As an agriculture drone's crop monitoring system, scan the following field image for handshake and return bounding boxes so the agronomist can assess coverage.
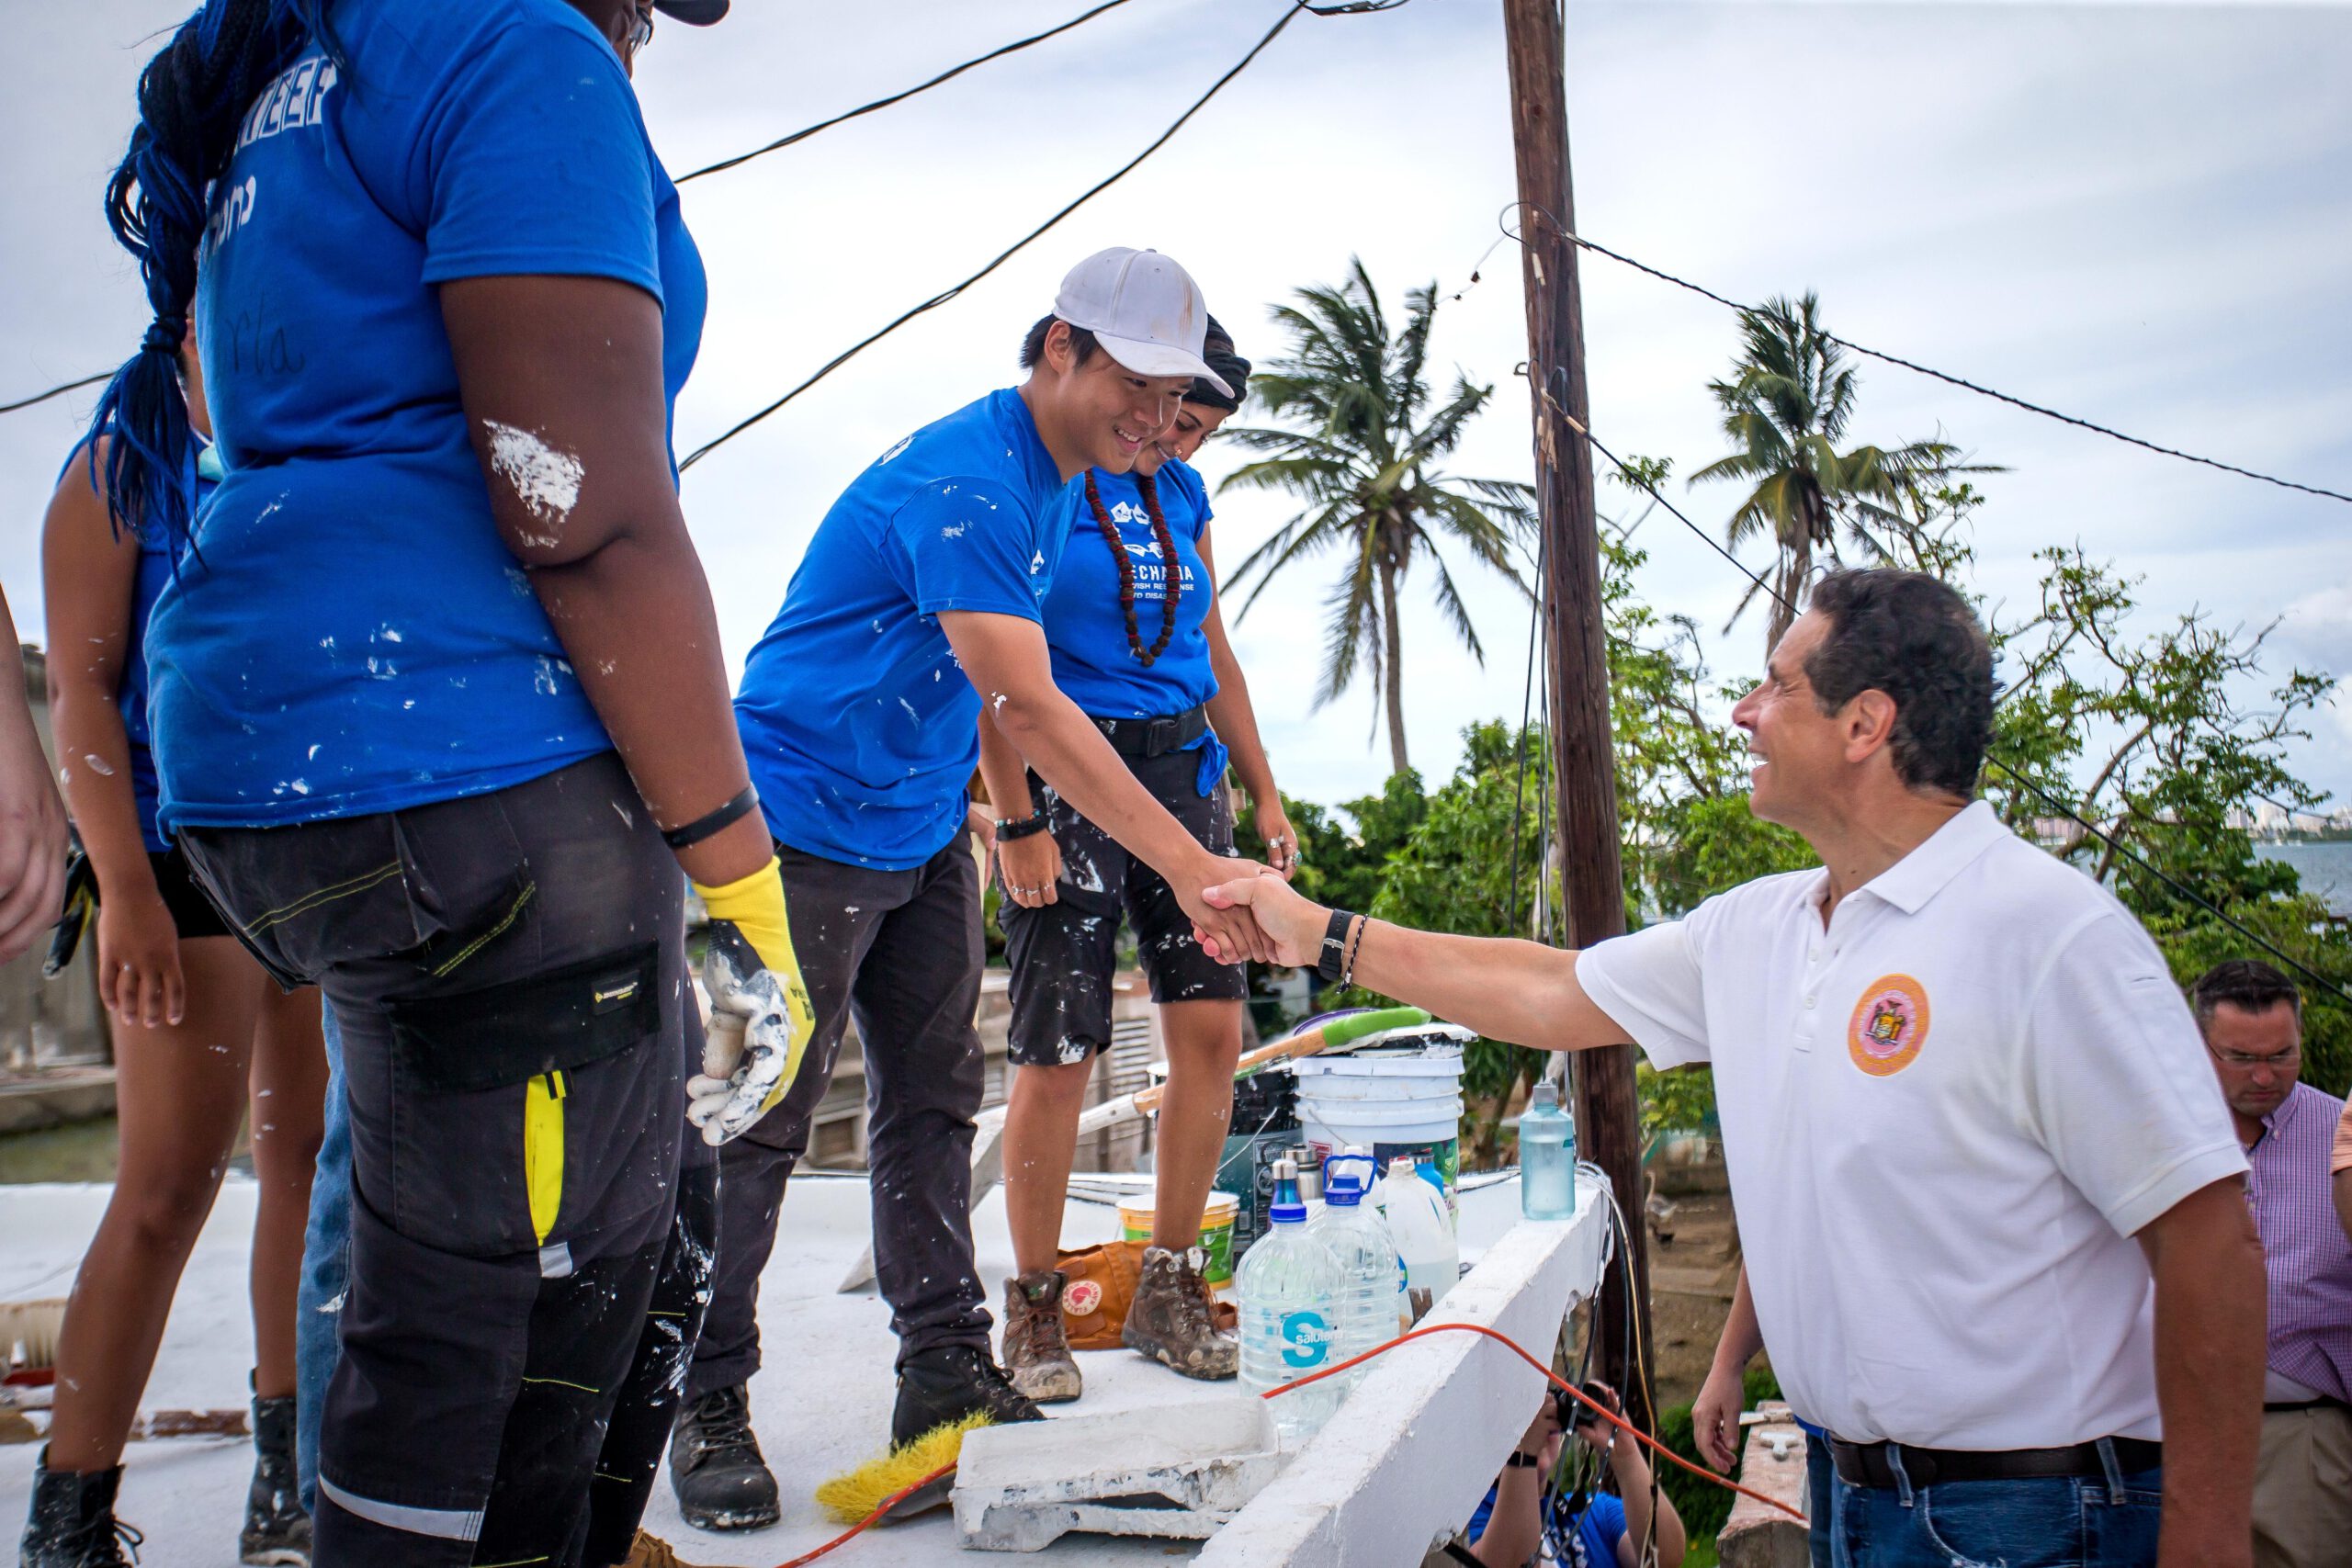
[1190,863,1329,970]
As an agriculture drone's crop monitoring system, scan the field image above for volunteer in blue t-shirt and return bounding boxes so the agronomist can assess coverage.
[54,5,813,1566]
[28,357,326,1566]
[1466,1384,1687,1568]
[673,247,1274,1532]
[981,316,1295,1404]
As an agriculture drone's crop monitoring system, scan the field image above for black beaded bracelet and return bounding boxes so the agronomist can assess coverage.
[662,784,760,851]
[996,811,1051,842]
[1340,914,1368,988]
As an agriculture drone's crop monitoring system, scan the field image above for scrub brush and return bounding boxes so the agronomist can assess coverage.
[812,1411,990,1526]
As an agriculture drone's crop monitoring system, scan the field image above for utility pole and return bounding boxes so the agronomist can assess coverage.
[1499,0,1654,1429]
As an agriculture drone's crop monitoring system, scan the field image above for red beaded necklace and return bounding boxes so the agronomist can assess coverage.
[1083,469,1181,667]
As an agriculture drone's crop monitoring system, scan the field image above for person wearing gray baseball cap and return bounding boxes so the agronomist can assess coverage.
[675,248,1277,1531]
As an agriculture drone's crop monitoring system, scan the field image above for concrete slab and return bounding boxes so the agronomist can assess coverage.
[1720,1402,1811,1568]
[953,1401,1280,1551]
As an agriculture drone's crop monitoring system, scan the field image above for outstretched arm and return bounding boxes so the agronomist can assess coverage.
[942,609,1271,963]
[1198,871,1632,1054]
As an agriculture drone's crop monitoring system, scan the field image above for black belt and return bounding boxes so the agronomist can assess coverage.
[2265,1397,2350,1414]
[1093,705,1208,760]
[1829,1436,2161,1489]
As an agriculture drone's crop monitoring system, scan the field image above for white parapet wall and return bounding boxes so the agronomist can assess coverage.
[1196,1176,1614,1568]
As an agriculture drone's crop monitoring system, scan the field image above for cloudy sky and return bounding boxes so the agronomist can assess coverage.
[6,0,2348,819]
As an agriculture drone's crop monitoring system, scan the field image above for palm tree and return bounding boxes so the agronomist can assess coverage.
[1690,292,1997,657]
[1221,259,1536,776]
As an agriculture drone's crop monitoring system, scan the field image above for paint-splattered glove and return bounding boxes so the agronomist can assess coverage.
[687,857,817,1145]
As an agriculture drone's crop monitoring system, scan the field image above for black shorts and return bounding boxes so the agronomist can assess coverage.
[150,845,233,941]
[1000,746,1248,1069]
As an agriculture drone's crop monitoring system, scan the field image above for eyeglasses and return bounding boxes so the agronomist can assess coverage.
[2206,1042,2301,1069]
[627,7,655,52]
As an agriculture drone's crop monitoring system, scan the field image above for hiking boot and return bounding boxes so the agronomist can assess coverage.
[667,1385,779,1532]
[18,1449,144,1568]
[999,1271,1082,1404]
[1122,1245,1238,1381]
[240,1386,311,1565]
[890,1345,1044,1450]
[622,1529,716,1568]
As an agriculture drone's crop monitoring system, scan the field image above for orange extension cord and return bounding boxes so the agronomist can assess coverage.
[771,1317,1803,1564]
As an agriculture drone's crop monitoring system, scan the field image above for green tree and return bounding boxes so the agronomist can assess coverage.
[1691,292,1996,658]
[1979,544,2352,1091]
[1220,258,1537,776]
[1362,721,1557,1163]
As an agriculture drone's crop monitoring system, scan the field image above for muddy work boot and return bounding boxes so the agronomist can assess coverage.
[999,1271,1082,1404]
[241,1388,311,1564]
[667,1384,780,1532]
[18,1449,143,1568]
[1122,1245,1238,1381]
[890,1345,1044,1450]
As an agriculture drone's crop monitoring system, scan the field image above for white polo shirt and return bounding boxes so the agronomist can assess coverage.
[1577,800,2245,1450]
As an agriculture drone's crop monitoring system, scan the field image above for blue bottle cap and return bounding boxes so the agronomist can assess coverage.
[1270,1199,1308,1224]
[1324,1177,1364,1208]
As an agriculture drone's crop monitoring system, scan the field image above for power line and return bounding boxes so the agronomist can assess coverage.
[679,0,1314,470]
[1502,205,2352,508]
[1533,379,2352,1009]
[675,0,1142,185]
[0,371,111,416]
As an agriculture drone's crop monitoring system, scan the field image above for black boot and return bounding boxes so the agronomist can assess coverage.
[18,1448,143,1568]
[667,1385,779,1532]
[889,1344,1044,1451]
[240,1384,310,1566]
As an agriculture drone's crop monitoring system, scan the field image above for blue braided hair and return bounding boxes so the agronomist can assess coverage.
[86,0,342,549]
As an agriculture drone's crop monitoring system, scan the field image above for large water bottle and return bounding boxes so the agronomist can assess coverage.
[1237,1158,1348,1442]
[1374,1156,1459,1327]
[1308,1155,1400,1400]
[1518,1080,1577,1221]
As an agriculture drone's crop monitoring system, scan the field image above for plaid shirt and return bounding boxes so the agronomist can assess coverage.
[2248,1081,2352,1404]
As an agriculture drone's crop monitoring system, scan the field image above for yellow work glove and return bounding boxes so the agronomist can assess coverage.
[687,856,818,1145]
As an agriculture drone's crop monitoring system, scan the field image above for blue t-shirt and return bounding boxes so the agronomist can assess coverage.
[1044,460,1220,720]
[59,439,218,852]
[734,389,1072,871]
[1466,1483,1624,1567]
[152,0,706,829]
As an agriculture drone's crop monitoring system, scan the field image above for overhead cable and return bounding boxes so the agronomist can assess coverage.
[0,371,113,417]
[1501,204,2352,507]
[675,0,1142,185]
[679,1,1316,470]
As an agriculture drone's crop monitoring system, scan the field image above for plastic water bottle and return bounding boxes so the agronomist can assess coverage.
[1308,1156,1401,1399]
[1238,1158,1348,1442]
[1518,1080,1577,1221]
[1374,1156,1459,1327]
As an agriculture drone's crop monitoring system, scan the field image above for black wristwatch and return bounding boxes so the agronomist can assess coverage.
[1504,1451,1543,1469]
[1317,908,1357,982]
[996,811,1050,842]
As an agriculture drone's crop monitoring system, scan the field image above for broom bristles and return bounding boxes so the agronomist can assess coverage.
[812,1411,992,1526]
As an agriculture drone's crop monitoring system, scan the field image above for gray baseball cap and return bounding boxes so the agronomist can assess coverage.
[1051,248,1232,399]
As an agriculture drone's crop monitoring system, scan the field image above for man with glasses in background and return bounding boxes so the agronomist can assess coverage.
[2192,959,2352,1566]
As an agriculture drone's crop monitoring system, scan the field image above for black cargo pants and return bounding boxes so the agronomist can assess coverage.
[687,836,989,1400]
[181,752,714,1568]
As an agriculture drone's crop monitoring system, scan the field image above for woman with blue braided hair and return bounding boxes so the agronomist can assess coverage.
[47,2,813,1566]
[28,344,328,1567]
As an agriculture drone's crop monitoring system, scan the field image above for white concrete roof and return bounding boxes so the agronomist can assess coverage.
[0,1167,1587,1566]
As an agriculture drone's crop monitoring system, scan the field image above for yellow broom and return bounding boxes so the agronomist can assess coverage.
[811,1411,989,1528]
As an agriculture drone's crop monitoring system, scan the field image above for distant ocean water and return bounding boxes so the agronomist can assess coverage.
[2256,840,2352,918]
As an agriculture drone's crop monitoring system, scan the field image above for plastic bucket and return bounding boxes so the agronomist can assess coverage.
[1119,1190,1241,1285]
[1292,1038,1466,1224]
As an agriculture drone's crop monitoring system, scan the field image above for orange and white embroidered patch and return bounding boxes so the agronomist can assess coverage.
[1848,974,1931,1077]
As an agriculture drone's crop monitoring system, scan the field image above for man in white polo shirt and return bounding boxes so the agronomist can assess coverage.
[1197,569,2264,1567]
